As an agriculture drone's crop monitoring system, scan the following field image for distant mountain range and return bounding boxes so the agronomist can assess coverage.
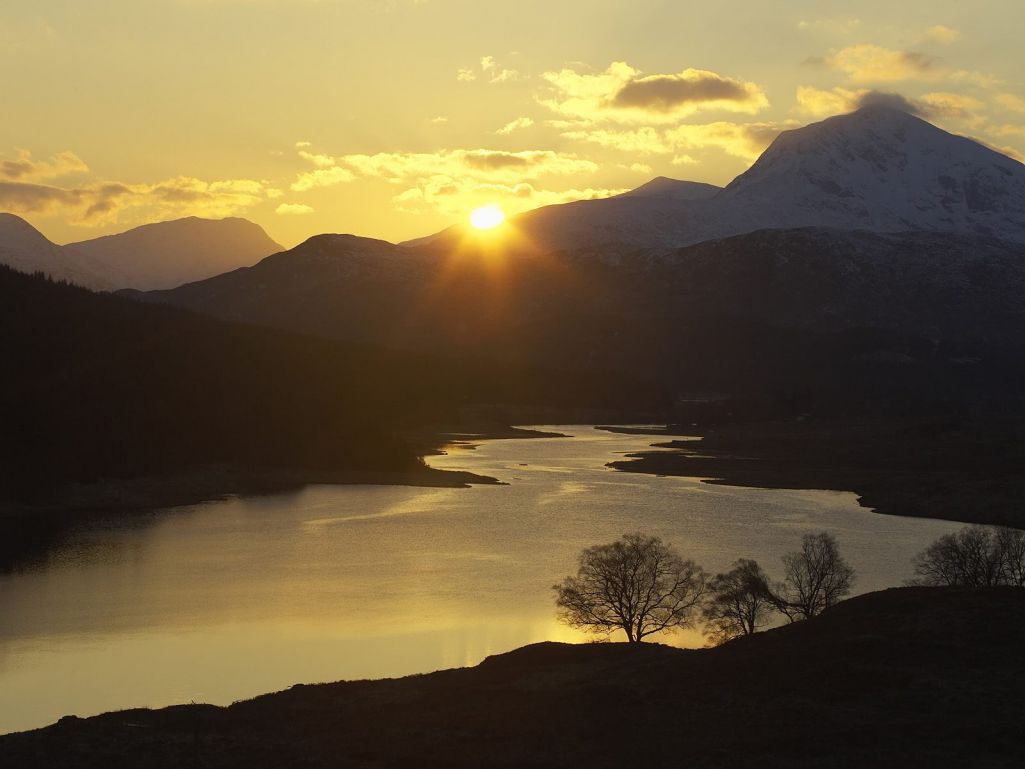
[132,106,1025,402]
[6,104,1025,412]
[0,215,281,290]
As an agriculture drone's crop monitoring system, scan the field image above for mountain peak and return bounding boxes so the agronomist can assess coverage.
[717,105,1025,241]
[619,177,721,201]
[68,217,283,290]
[0,213,53,248]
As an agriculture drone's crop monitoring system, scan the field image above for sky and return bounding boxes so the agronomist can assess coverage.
[2,0,1024,248]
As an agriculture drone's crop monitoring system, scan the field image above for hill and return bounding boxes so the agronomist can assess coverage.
[0,265,659,511]
[141,226,1025,408]
[67,216,282,290]
[3,587,1022,767]
[0,213,123,289]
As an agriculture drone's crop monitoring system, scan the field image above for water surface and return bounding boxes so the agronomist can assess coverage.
[0,426,960,734]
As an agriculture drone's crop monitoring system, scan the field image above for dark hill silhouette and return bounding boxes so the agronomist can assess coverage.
[4,587,1022,767]
[0,265,660,507]
[141,227,1025,406]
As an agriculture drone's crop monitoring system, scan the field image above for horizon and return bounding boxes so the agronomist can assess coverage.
[7,103,1022,251]
[2,1,1024,249]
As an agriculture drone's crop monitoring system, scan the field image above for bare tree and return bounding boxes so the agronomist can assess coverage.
[553,533,707,643]
[995,527,1025,587]
[702,558,774,644]
[771,532,855,621]
[913,526,1025,587]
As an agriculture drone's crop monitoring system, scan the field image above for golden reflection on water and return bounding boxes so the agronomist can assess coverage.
[0,426,962,734]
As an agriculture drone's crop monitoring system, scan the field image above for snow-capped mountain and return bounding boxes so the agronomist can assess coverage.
[0,213,123,290]
[406,105,1025,253]
[715,105,1025,242]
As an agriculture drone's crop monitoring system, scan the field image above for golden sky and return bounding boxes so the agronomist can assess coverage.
[2,0,1023,247]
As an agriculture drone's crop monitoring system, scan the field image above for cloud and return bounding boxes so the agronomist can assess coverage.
[562,121,793,161]
[298,150,336,168]
[821,43,997,88]
[489,69,521,84]
[340,149,596,183]
[824,44,939,83]
[0,172,274,226]
[496,117,535,135]
[430,116,449,123]
[918,91,985,122]
[924,25,961,44]
[797,86,985,124]
[613,72,759,111]
[540,61,768,123]
[991,125,1025,139]
[796,17,862,34]
[458,55,521,84]
[854,90,925,115]
[275,202,315,215]
[665,121,795,160]
[996,93,1025,113]
[290,165,357,191]
[795,85,866,116]
[285,145,603,217]
[0,150,89,181]
[560,126,673,155]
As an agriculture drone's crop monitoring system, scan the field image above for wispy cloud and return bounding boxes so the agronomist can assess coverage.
[457,55,522,84]
[276,202,315,215]
[290,166,357,191]
[0,169,278,225]
[496,117,534,135]
[924,25,961,44]
[819,43,997,87]
[561,121,794,160]
[0,150,89,181]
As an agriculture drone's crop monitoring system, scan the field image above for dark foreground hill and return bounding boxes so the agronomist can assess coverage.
[5,587,1023,768]
[0,265,657,509]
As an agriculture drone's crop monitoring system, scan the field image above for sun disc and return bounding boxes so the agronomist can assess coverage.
[469,205,505,230]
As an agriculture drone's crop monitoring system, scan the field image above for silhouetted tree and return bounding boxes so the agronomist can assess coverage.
[703,558,774,644]
[553,533,707,643]
[996,527,1025,587]
[913,525,1025,587]
[771,532,855,621]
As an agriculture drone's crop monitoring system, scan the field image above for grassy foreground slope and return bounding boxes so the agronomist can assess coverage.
[4,587,1023,768]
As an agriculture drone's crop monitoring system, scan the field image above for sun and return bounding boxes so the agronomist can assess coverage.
[469,205,505,230]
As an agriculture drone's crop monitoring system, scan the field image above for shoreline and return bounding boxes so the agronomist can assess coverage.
[3,587,1021,766]
[1,425,569,522]
[607,419,1025,529]
[0,425,568,571]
